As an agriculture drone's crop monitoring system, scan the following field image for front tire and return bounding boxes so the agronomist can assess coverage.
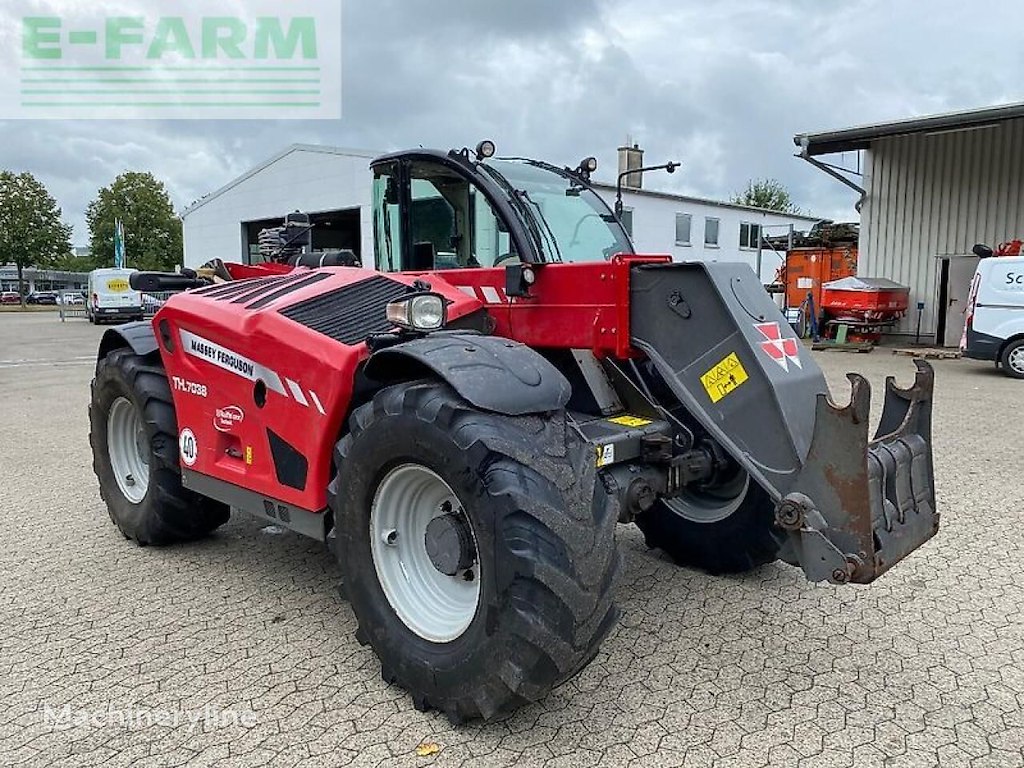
[89,347,229,545]
[329,381,620,722]
[635,477,782,574]
[1000,339,1024,379]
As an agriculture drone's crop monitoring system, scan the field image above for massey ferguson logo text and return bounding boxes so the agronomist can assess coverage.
[755,322,802,372]
[189,338,255,378]
[179,330,281,390]
[178,329,324,415]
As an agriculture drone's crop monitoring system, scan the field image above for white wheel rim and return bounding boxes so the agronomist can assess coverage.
[370,463,481,643]
[1009,347,1024,374]
[107,397,149,504]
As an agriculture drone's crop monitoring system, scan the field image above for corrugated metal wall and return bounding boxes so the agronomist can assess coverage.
[860,117,1024,336]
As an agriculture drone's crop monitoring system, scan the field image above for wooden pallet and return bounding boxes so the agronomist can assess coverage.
[811,341,875,353]
[891,348,961,359]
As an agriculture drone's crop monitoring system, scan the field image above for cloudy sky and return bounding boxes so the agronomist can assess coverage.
[2,0,1024,245]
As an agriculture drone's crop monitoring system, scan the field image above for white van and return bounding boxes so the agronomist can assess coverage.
[961,254,1024,378]
[87,268,144,324]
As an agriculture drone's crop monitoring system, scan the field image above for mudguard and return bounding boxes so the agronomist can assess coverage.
[97,322,159,363]
[365,333,571,416]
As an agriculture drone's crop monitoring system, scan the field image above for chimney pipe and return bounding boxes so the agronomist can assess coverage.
[617,140,644,190]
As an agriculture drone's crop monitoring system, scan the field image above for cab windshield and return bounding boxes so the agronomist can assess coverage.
[480,159,634,263]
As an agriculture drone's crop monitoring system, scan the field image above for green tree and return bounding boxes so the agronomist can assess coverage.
[732,178,801,214]
[0,171,73,305]
[49,249,95,274]
[86,172,183,271]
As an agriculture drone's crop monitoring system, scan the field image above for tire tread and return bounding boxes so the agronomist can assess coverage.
[89,347,229,545]
[329,381,620,722]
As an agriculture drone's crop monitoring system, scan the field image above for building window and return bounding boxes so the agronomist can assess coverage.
[674,213,692,245]
[620,208,634,238]
[739,222,761,250]
[705,217,720,247]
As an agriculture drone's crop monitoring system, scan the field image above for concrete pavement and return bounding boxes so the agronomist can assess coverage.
[1,312,1022,767]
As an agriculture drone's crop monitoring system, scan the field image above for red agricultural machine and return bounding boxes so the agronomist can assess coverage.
[89,144,939,722]
[820,276,911,343]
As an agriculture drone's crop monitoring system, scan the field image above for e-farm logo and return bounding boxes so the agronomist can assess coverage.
[8,0,341,120]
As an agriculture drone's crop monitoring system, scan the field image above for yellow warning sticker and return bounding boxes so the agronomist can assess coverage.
[607,415,653,428]
[595,444,615,467]
[700,352,749,403]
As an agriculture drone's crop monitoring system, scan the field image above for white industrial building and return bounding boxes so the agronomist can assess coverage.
[591,181,819,282]
[182,144,818,282]
[795,101,1024,345]
[0,265,88,293]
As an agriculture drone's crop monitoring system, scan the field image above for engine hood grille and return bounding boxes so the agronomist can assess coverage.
[278,275,410,346]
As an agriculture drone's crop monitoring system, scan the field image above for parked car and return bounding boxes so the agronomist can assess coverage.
[0,291,20,305]
[26,291,59,305]
[961,246,1024,378]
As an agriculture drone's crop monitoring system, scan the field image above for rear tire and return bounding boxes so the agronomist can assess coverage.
[1000,339,1024,379]
[635,479,782,574]
[89,347,229,545]
[329,381,620,722]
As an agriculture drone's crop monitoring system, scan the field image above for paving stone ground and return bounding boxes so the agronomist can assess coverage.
[1,312,1022,768]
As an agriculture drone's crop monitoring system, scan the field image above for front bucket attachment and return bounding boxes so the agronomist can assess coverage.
[627,261,938,585]
[776,360,939,584]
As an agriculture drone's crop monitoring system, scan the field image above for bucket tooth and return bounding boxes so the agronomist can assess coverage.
[875,359,934,440]
[838,372,871,425]
[780,362,938,585]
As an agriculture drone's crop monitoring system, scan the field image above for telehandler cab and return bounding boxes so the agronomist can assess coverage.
[90,143,938,722]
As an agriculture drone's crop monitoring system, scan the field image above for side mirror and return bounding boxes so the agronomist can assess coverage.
[972,243,994,259]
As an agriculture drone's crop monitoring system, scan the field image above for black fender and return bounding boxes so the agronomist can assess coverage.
[364,333,570,416]
[97,321,159,363]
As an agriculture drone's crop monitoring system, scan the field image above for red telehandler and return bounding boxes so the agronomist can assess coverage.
[90,144,938,722]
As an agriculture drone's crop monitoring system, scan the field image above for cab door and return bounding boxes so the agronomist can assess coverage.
[371,159,519,274]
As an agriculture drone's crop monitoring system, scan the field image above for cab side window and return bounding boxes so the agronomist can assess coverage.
[372,166,403,273]
[409,175,460,270]
[471,187,516,267]
[374,160,518,272]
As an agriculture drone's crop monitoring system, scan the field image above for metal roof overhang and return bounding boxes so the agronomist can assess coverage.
[794,101,1024,157]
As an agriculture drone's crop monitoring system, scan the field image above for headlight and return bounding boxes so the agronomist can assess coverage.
[386,293,447,332]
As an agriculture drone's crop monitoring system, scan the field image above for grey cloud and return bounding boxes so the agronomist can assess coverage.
[0,0,1022,244]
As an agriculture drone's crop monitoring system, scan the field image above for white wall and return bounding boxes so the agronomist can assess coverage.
[182,147,376,269]
[610,186,820,283]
